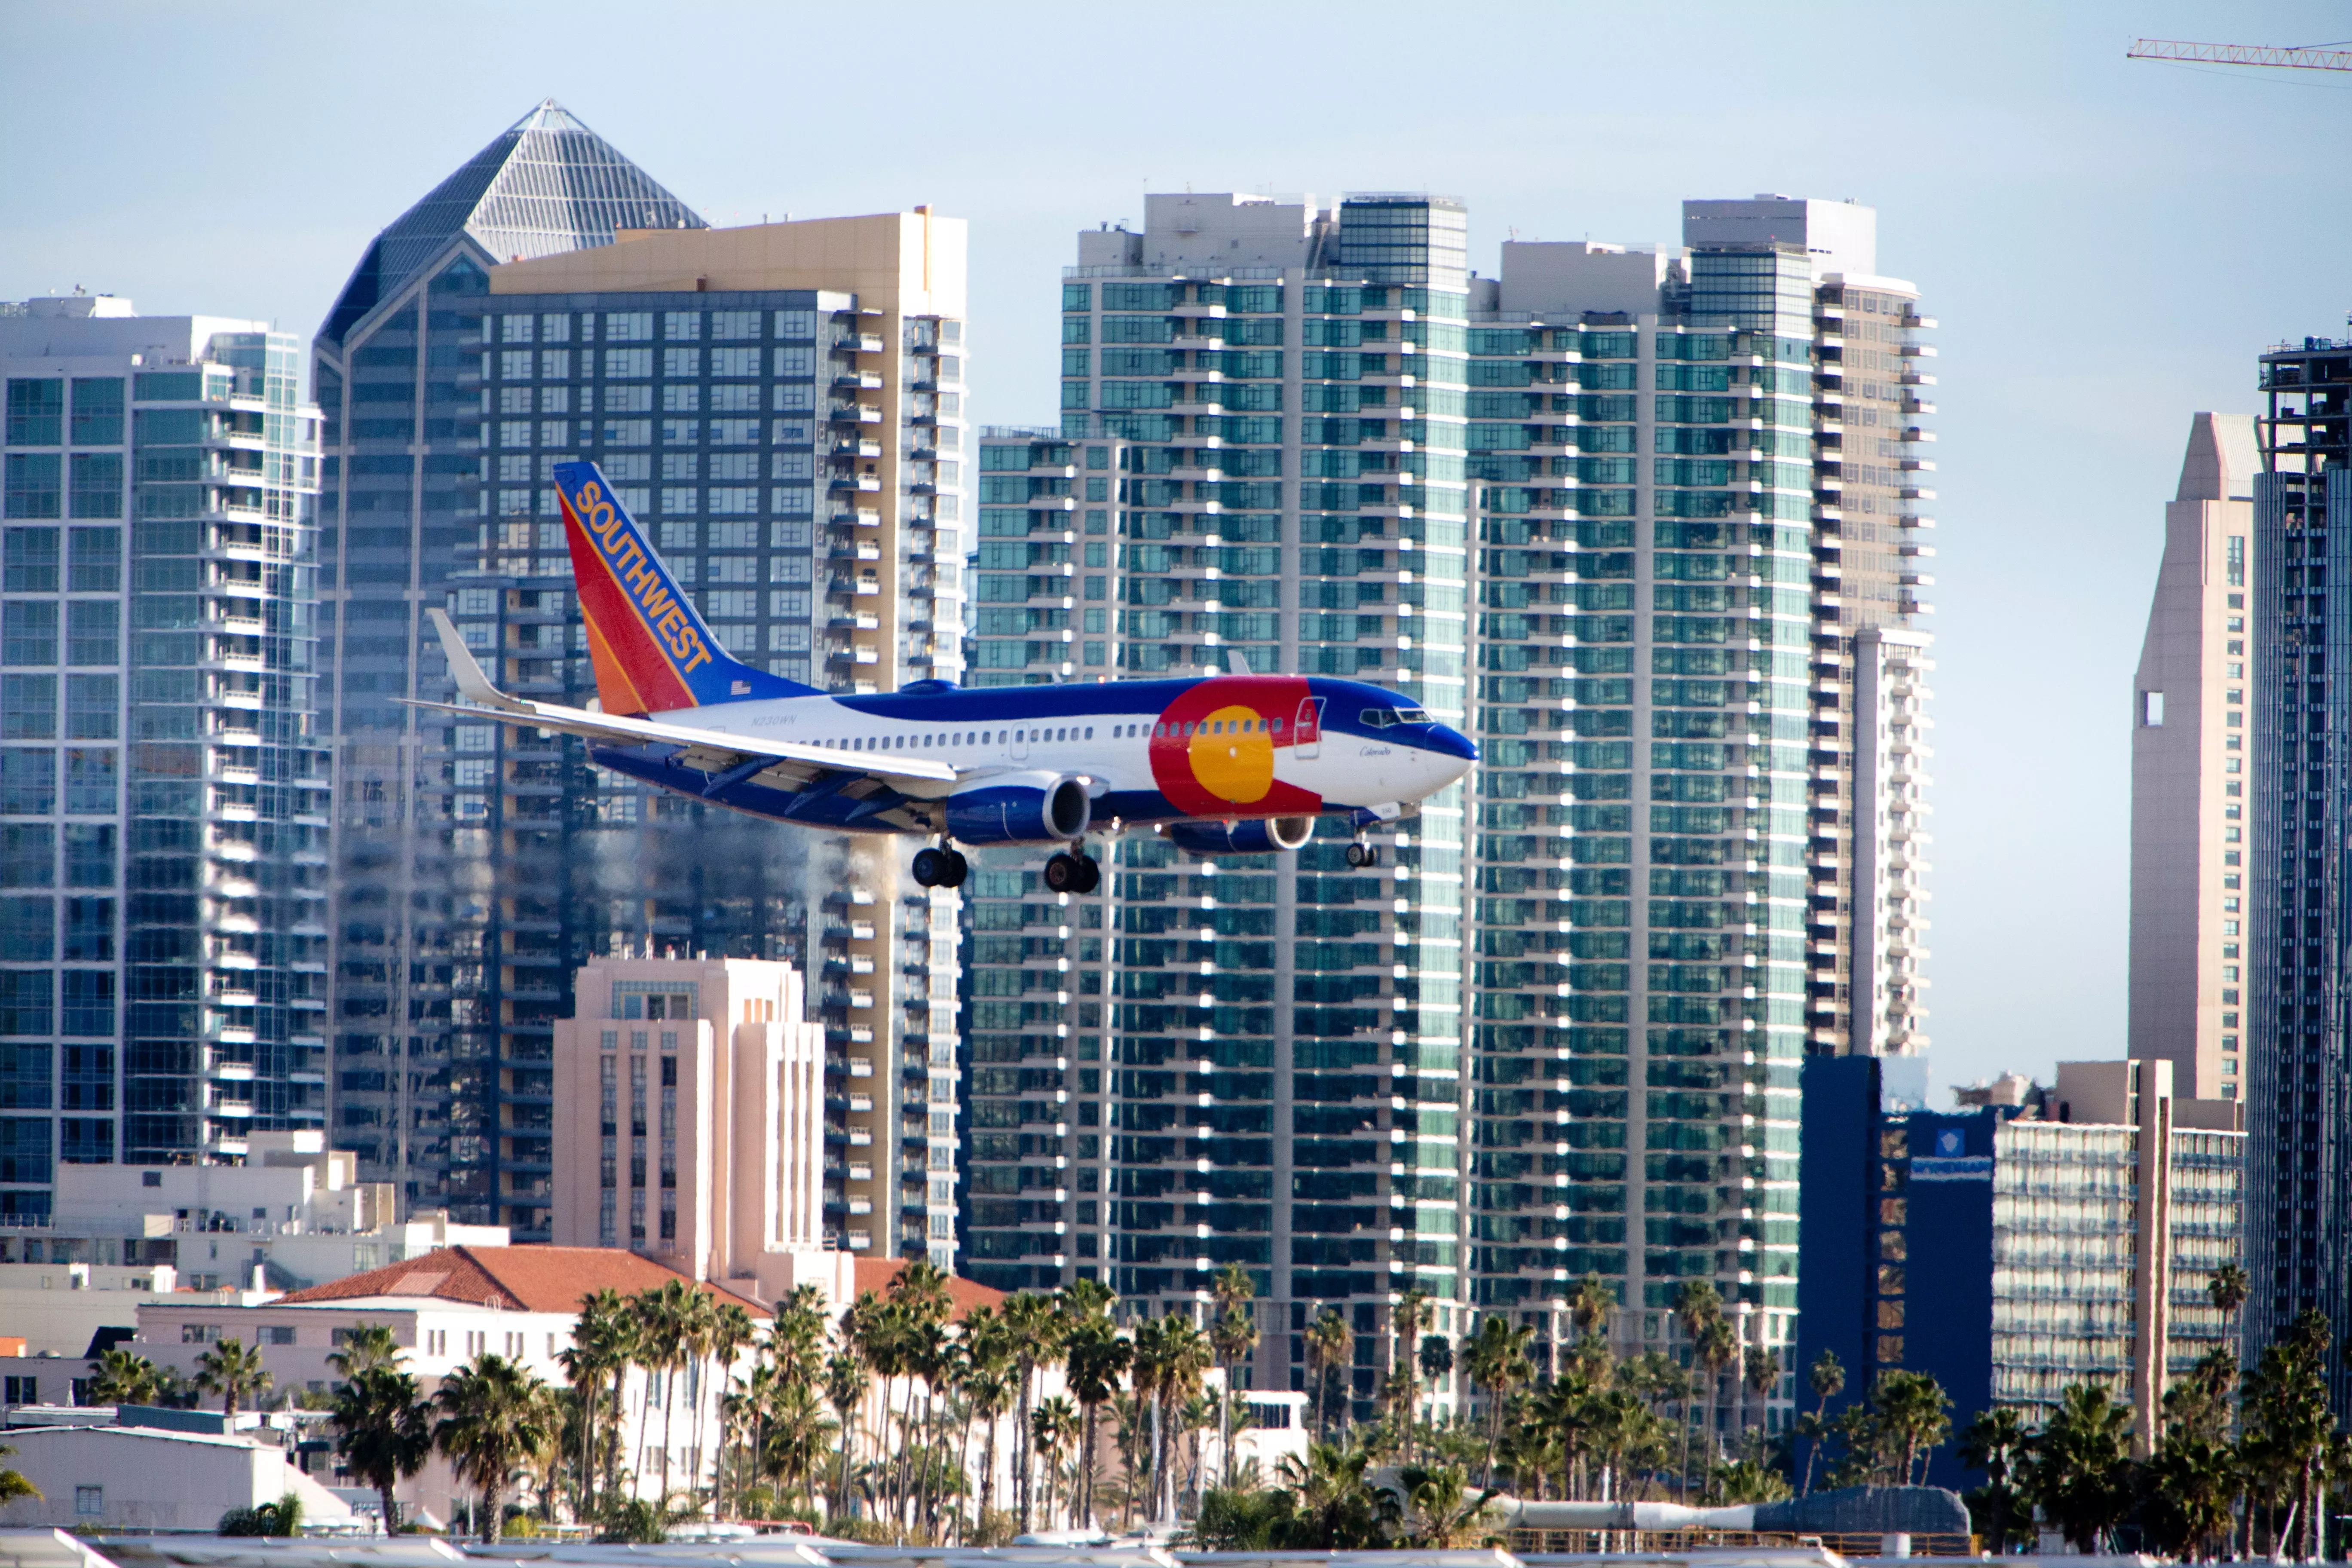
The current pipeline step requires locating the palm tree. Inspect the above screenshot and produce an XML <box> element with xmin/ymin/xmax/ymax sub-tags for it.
<box><xmin>88</xmin><ymin>1348</ymin><xmax>163</xmax><ymax>1408</ymax></box>
<box><xmin>674</xmin><ymin>1284</ymin><xmax>720</xmax><ymax>1509</ymax></box>
<box><xmin>1960</xmin><ymin>1405</ymin><xmax>2031</xmax><ymax>1553</ymax></box>
<box><xmin>333</xmin><ymin>1363</ymin><xmax>433</xmax><ymax>1533</ymax></box>
<box><xmin>1742</xmin><ymin>1347</ymin><xmax>1782</xmax><ymax>1434</ymax></box>
<box><xmin>632</xmin><ymin>1280</ymin><xmax>692</xmax><ymax>1501</ymax></box>
<box><xmin>759</xmin><ymin>1380</ymin><xmax>839</xmax><ymax>1517</ymax></box>
<box><xmin>1799</xmin><ymin>1349</ymin><xmax>1843</xmax><ymax>1494</ymax></box>
<box><xmin>1303</xmin><ymin>1308</ymin><xmax>1354</xmax><ymax>1445</ymax></box>
<box><xmin>1672</xmin><ymin>1280</ymin><xmax>1723</xmax><ymax>1495</ymax></box>
<box><xmin>1693</xmin><ymin>1318</ymin><xmax>1740</xmax><ymax>1473</ymax></box>
<box><xmin>1064</xmin><ymin>1318</ymin><xmax>1130</xmax><ymax>1528</ymax></box>
<box><xmin>559</xmin><ymin>1289</ymin><xmax>632</xmax><ymax>1524</ymax></box>
<box><xmin>1211</xmin><ymin>1299</ymin><xmax>1259</xmax><ymax>1488</ymax></box>
<box><xmin>823</xmin><ymin>1349</ymin><xmax>870</xmax><ymax>1521</ymax></box>
<box><xmin>1568</xmin><ymin>1272</ymin><xmax>1617</xmax><ymax>1342</ymax></box>
<box><xmin>1210</xmin><ymin>1265</ymin><xmax>1259</xmax><ymax>1489</ymax></box>
<box><xmin>1149</xmin><ymin>1314</ymin><xmax>1211</xmax><ymax>1519</ymax></box>
<box><xmin>1461</xmin><ymin>1314</ymin><xmax>1534</xmax><ymax>1488</ymax></box>
<box><xmin>964</xmin><ymin>1347</ymin><xmax>1017</xmax><ymax>1527</ymax></box>
<box><xmin>1390</xmin><ymin>1285</ymin><xmax>1433</xmax><ymax>1452</ymax></box>
<box><xmin>705</xmin><ymin>1302</ymin><xmax>757</xmax><ymax>1515</ymax></box>
<box><xmin>2241</xmin><ymin>1311</ymin><xmax>2337</xmax><ymax>1560</ymax></box>
<box><xmin>194</xmin><ymin>1337</ymin><xmax>272</xmax><ymax>1418</ymax></box>
<box><xmin>2023</xmin><ymin>1381</ymin><xmax>2134</xmax><ymax>1553</ymax></box>
<box><xmin>2209</xmin><ymin>1262</ymin><xmax>2252</xmax><ymax>1322</ymax></box>
<box><xmin>327</xmin><ymin>1323</ymin><xmax>402</xmax><ymax>1378</ymax></box>
<box><xmin>434</xmin><ymin>1353</ymin><xmax>560</xmax><ymax>1542</ymax></box>
<box><xmin>1397</xmin><ymin>1461</ymin><xmax>1499</xmax><ymax>1547</ymax></box>
<box><xmin>1030</xmin><ymin>1396</ymin><xmax>1079</xmax><ymax>1531</ymax></box>
<box><xmin>1001</xmin><ymin>1291</ymin><xmax>1065</xmax><ymax>1533</ymax></box>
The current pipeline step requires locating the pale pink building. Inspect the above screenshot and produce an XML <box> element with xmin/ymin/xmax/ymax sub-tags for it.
<box><xmin>551</xmin><ymin>956</ymin><xmax>834</xmax><ymax>1302</ymax></box>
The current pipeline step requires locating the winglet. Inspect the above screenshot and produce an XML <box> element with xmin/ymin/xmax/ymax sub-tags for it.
<box><xmin>426</xmin><ymin>608</ymin><xmax>530</xmax><ymax>714</ymax></box>
<box><xmin>1227</xmin><ymin>648</ymin><xmax>1251</xmax><ymax>677</ymax></box>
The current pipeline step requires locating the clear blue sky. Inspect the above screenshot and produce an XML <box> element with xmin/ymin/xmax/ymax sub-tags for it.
<box><xmin>6</xmin><ymin>1</ymin><xmax>2347</xmax><ymax>1100</ymax></box>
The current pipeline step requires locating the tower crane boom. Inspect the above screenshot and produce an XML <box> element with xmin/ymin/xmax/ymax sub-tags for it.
<box><xmin>2127</xmin><ymin>37</ymin><xmax>2352</xmax><ymax>72</ymax></box>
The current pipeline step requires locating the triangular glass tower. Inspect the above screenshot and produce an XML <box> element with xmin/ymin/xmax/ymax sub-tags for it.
<box><xmin>320</xmin><ymin>98</ymin><xmax>705</xmax><ymax>343</ymax></box>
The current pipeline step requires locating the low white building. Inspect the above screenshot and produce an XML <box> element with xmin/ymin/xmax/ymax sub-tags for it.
<box><xmin>0</xmin><ymin>1423</ymin><xmax>354</xmax><ymax>1532</ymax></box>
<box><xmin>0</xmin><ymin>1132</ymin><xmax>507</xmax><ymax>1293</ymax></box>
<box><xmin>0</xmin><ymin>1133</ymin><xmax>505</xmax><ymax>1366</ymax></box>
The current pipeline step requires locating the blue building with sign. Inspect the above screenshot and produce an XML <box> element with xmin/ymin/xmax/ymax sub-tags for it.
<box><xmin>1799</xmin><ymin>1056</ymin><xmax>2242</xmax><ymax>1488</ymax></box>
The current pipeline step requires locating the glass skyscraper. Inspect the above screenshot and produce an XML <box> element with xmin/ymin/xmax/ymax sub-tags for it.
<box><xmin>962</xmin><ymin>194</ymin><xmax>1476</xmax><ymax>1416</ymax></box>
<box><xmin>1</xmin><ymin>293</ymin><xmax>325</xmax><ymax>1207</ymax></box>
<box><xmin>2250</xmin><ymin>333</ymin><xmax>2352</xmax><ymax>1398</ymax></box>
<box><xmin>962</xmin><ymin>193</ymin><xmax>1936</xmax><ymax>1432</ymax></box>
<box><xmin>315</xmin><ymin>102</ymin><xmax>968</xmax><ymax>1263</ymax></box>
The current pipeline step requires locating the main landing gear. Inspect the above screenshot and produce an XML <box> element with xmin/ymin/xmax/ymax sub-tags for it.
<box><xmin>912</xmin><ymin>845</ymin><xmax>969</xmax><ymax>889</ymax></box>
<box><xmin>1345</xmin><ymin>839</ymin><xmax>1382</xmax><ymax>868</ymax></box>
<box><xmin>1044</xmin><ymin>849</ymin><xmax>1102</xmax><ymax>894</ymax></box>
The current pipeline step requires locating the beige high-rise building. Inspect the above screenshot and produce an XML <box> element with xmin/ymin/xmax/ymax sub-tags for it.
<box><xmin>2128</xmin><ymin>414</ymin><xmax>2259</xmax><ymax>1102</ymax></box>
<box><xmin>551</xmin><ymin>955</ymin><xmax>840</xmax><ymax>1302</ymax></box>
<box><xmin>476</xmin><ymin>212</ymin><xmax>970</xmax><ymax>1268</ymax></box>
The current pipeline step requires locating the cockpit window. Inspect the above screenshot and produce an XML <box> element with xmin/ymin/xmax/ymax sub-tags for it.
<box><xmin>1395</xmin><ymin>706</ymin><xmax>1431</xmax><ymax>725</ymax></box>
<box><xmin>1360</xmin><ymin>706</ymin><xmax>1433</xmax><ymax>729</ymax></box>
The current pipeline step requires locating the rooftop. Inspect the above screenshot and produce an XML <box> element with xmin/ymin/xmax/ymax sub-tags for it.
<box><xmin>854</xmin><ymin>1257</ymin><xmax>1005</xmax><ymax>1322</ymax></box>
<box><xmin>270</xmin><ymin>1246</ymin><xmax>760</xmax><ymax>1315</ymax></box>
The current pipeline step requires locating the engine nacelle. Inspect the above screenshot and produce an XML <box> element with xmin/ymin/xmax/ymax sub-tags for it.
<box><xmin>944</xmin><ymin>772</ymin><xmax>1093</xmax><ymax>846</ymax></box>
<box><xmin>1166</xmin><ymin>815</ymin><xmax>1316</xmax><ymax>857</ymax></box>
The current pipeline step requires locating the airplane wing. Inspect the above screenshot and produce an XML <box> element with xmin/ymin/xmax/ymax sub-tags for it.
<box><xmin>405</xmin><ymin>608</ymin><xmax>956</xmax><ymax>787</ymax></box>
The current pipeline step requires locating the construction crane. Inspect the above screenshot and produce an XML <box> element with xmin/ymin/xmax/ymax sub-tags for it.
<box><xmin>2127</xmin><ymin>37</ymin><xmax>2352</xmax><ymax>72</ymax></box>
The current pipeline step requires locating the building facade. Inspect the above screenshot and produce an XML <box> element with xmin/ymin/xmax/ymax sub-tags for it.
<box><xmin>958</xmin><ymin>192</ymin><xmax>1937</xmax><ymax>1424</ymax></box>
<box><xmin>1</xmin><ymin>294</ymin><xmax>327</xmax><ymax>1211</ymax></box>
<box><xmin>0</xmin><ymin>1128</ymin><xmax>502</xmax><ymax>1291</ymax></box>
<box><xmin>2249</xmin><ymin>335</ymin><xmax>2352</xmax><ymax>1387</ymax></box>
<box><xmin>549</xmin><ymin>954</ymin><xmax>831</xmax><ymax>1292</ymax></box>
<box><xmin>2130</xmin><ymin>413</ymin><xmax>2258</xmax><ymax>1103</ymax></box>
<box><xmin>1799</xmin><ymin>1056</ymin><xmax>2242</xmax><ymax>1483</ymax></box>
<box><xmin>1460</xmin><ymin>203</ymin><xmax>1934</xmax><ymax>1412</ymax></box>
<box><xmin>961</xmin><ymin>194</ymin><xmax>1477</xmax><ymax>1413</ymax></box>
<box><xmin>314</xmin><ymin>102</ymin><xmax>966</xmax><ymax>1265</ymax></box>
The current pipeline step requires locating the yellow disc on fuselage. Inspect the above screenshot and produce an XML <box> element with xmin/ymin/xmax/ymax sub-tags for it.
<box><xmin>1188</xmin><ymin>704</ymin><xmax>1275</xmax><ymax>804</ymax></box>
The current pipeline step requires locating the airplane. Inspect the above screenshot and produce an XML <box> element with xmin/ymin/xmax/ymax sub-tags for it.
<box><xmin>410</xmin><ymin>459</ymin><xmax>1477</xmax><ymax>893</ymax></box>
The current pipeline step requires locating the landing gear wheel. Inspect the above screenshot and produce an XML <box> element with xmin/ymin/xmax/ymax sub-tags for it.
<box><xmin>1073</xmin><ymin>854</ymin><xmax>1101</xmax><ymax>894</ymax></box>
<box><xmin>915</xmin><ymin>847</ymin><xmax>971</xmax><ymax>889</ymax></box>
<box><xmin>1345</xmin><ymin>841</ymin><xmax>1381</xmax><ymax>869</ymax></box>
<box><xmin>1044</xmin><ymin>852</ymin><xmax>1082</xmax><ymax>893</ymax></box>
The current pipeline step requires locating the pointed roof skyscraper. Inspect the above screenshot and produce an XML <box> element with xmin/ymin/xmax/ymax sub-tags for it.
<box><xmin>320</xmin><ymin>99</ymin><xmax>705</xmax><ymax>344</ymax></box>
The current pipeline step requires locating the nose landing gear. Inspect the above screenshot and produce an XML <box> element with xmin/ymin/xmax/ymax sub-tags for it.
<box><xmin>912</xmin><ymin>845</ymin><xmax>969</xmax><ymax>889</ymax></box>
<box><xmin>1044</xmin><ymin>849</ymin><xmax>1102</xmax><ymax>894</ymax></box>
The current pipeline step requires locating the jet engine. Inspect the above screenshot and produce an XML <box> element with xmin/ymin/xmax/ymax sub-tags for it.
<box><xmin>1166</xmin><ymin>815</ymin><xmax>1316</xmax><ymax>857</ymax></box>
<box><xmin>944</xmin><ymin>772</ymin><xmax>1093</xmax><ymax>845</ymax></box>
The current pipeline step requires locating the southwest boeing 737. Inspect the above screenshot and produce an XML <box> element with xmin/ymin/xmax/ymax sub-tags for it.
<box><xmin>413</xmin><ymin>461</ymin><xmax>1476</xmax><ymax>892</ymax></box>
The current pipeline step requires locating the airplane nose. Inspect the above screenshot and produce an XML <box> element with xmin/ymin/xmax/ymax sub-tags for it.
<box><xmin>1427</xmin><ymin>724</ymin><xmax>1477</xmax><ymax>771</ymax></box>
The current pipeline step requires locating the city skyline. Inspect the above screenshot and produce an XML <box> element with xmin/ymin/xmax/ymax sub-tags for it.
<box><xmin>7</xmin><ymin>1</ymin><xmax>2344</xmax><ymax>1097</ymax></box>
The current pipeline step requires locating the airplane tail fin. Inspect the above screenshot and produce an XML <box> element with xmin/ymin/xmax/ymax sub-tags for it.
<box><xmin>551</xmin><ymin>460</ymin><xmax>818</xmax><ymax>715</ymax></box>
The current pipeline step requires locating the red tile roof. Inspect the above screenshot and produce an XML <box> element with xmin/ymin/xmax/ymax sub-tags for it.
<box><xmin>854</xmin><ymin>1257</ymin><xmax>1006</xmax><ymax>1322</ymax></box>
<box><xmin>272</xmin><ymin>1246</ymin><xmax>763</xmax><ymax>1316</ymax></box>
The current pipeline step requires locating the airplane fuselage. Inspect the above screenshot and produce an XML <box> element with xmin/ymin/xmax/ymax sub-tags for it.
<box><xmin>587</xmin><ymin>672</ymin><xmax>1475</xmax><ymax>839</ymax></box>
